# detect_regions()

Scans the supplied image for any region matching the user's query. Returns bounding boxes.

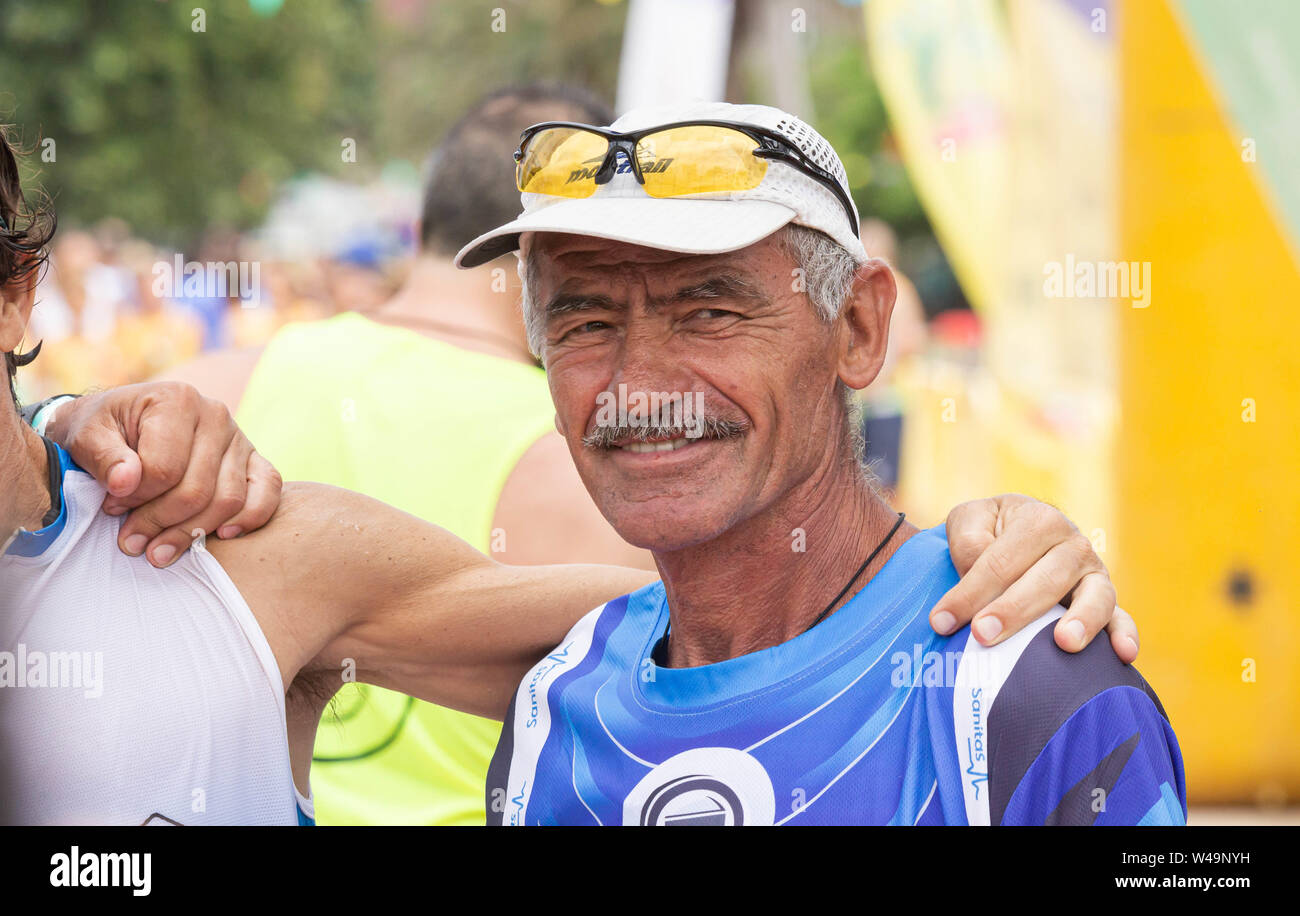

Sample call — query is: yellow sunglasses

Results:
[514,120,859,236]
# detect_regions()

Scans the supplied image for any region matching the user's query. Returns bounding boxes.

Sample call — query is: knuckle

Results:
[156,528,191,548]
[161,380,194,405]
[945,499,977,522]
[142,453,187,486]
[125,508,164,536]
[938,581,973,613]
[1065,534,1097,568]
[261,465,284,493]
[953,529,993,557]
[91,442,122,471]
[988,593,1027,622]
[1005,496,1066,537]
[212,492,246,519]
[201,395,236,427]
[1027,505,1065,538]
[170,483,213,516]
[1078,575,1116,615]
[983,549,1017,585]
[1046,564,1078,603]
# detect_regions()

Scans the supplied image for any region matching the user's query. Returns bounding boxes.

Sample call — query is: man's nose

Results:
[608,321,691,417]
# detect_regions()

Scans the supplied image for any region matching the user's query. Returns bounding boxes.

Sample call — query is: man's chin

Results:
[601,501,734,554]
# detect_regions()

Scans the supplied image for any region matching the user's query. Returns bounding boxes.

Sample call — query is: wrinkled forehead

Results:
[522,231,779,290]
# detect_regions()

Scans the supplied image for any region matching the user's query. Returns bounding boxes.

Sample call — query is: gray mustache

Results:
[582,416,749,450]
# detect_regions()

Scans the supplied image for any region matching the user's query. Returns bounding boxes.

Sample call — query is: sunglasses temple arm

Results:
[758,149,859,238]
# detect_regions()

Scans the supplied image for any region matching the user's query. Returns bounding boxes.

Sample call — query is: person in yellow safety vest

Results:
[157,86,1140,825]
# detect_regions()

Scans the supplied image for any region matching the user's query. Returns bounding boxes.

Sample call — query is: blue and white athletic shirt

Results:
[487,526,1186,826]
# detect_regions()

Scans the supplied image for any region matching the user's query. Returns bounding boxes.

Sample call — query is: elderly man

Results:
[457,103,1185,825]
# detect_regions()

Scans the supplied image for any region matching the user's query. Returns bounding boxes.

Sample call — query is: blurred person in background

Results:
[171,226,245,351]
[23,223,181,399]
[23,230,118,398]
[222,256,337,351]
[110,240,203,382]
[320,243,400,316]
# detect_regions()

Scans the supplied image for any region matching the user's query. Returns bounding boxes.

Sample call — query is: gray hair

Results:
[518,223,861,358]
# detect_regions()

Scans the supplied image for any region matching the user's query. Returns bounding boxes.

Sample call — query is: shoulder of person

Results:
[983,616,1169,736]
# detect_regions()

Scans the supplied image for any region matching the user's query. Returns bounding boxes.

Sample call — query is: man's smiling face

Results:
[530,231,856,553]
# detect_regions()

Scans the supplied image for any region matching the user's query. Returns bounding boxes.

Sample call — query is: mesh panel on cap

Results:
[772,116,850,191]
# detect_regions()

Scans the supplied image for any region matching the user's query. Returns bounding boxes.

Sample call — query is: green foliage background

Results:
[1,0,378,247]
[0,0,933,269]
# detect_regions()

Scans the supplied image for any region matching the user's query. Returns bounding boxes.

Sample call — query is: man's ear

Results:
[0,265,38,354]
[837,258,897,391]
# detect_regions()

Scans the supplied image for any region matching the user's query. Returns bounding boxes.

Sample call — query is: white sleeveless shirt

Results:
[0,448,312,825]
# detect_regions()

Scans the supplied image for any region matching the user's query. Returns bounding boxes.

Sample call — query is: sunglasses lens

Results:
[517,127,610,198]
[635,126,768,198]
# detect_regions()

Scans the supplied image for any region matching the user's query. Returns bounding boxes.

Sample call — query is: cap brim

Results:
[453,196,797,269]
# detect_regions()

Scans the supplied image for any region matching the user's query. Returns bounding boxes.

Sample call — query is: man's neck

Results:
[654,460,915,669]
[2,411,54,545]
[367,255,534,365]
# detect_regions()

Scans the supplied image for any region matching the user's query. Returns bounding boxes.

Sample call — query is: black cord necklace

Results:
[802,511,906,634]
[654,511,907,663]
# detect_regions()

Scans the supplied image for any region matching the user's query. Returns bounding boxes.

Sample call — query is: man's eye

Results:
[559,320,610,340]
[693,308,739,320]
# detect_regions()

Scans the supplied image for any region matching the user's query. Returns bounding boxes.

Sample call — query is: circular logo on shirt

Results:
[623,747,776,826]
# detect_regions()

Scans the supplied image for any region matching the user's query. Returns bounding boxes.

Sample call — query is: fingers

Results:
[961,537,1103,647]
[135,434,253,568]
[972,535,1102,644]
[103,389,207,514]
[931,500,1060,636]
[1047,568,1119,653]
[216,451,282,540]
[116,398,244,563]
[1105,604,1139,664]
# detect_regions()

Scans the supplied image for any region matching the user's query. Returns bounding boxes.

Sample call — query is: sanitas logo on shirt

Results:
[965,687,988,798]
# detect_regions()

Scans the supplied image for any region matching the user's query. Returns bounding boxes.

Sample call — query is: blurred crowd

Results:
[18,178,415,403]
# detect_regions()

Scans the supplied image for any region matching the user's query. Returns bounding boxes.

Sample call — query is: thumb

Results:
[72,423,144,501]
[104,452,143,499]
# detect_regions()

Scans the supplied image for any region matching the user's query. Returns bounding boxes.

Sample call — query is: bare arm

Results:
[211,482,655,720]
